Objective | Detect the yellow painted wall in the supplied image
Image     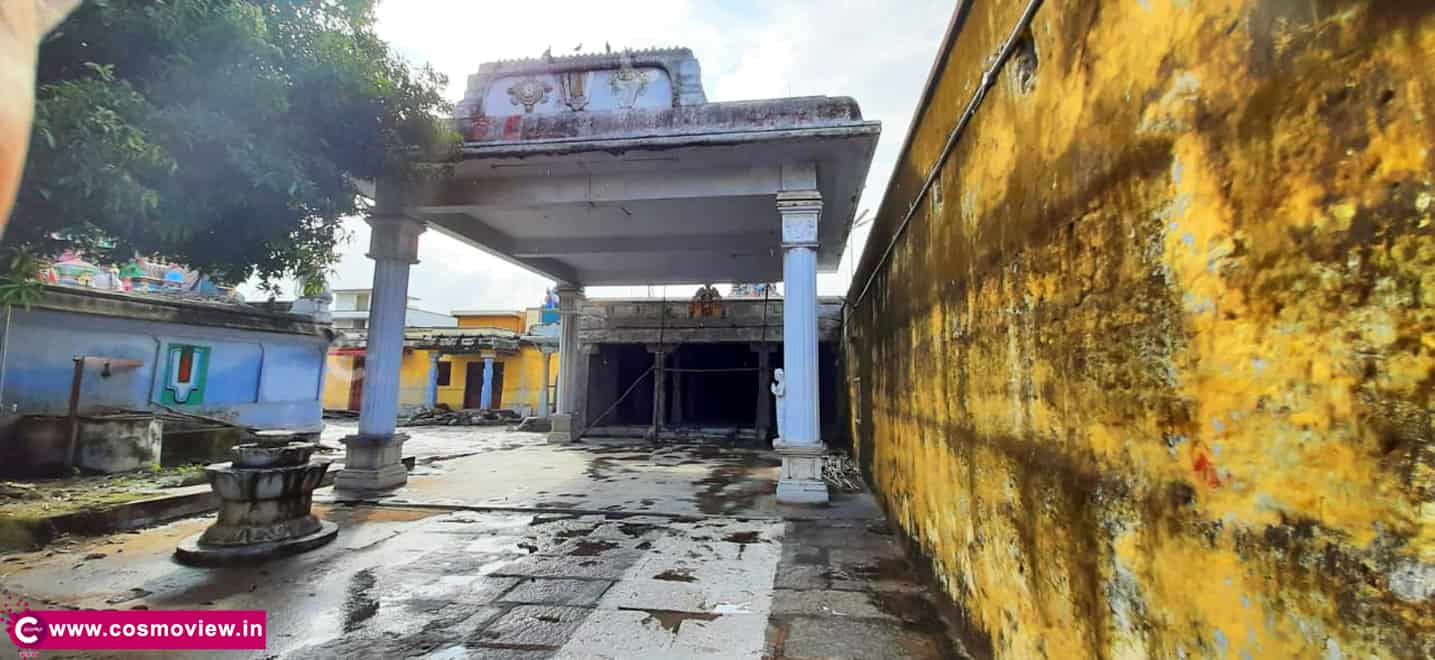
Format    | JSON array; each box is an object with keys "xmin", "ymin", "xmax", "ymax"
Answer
[
  {"xmin": 322, "ymin": 349, "xmax": 439, "ymax": 410},
  {"xmin": 455, "ymin": 314, "xmax": 524, "ymax": 332},
  {"xmin": 845, "ymin": 2, "xmax": 1433, "ymax": 658},
  {"xmin": 321, "ymin": 354, "xmax": 356, "ymax": 410},
  {"xmin": 398, "ymin": 349, "xmax": 434, "ymax": 406},
  {"xmin": 436, "ymin": 347, "xmax": 558, "ymax": 414}
]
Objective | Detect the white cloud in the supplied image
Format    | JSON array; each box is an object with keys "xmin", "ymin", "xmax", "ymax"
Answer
[{"xmin": 244, "ymin": 0, "xmax": 952, "ymax": 309}]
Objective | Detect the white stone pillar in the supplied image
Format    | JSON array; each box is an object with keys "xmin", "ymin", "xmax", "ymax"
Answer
[
  {"xmin": 775, "ymin": 190, "xmax": 828, "ymax": 504},
  {"xmin": 338, "ymin": 214, "xmax": 425, "ymax": 494},
  {"xmin": 479, "ymin": 355, "xmax": 496, "ymax": 409},
  {"xmin": 424, "ymin": 351, "xmax": 441, "ymax": 409},
  {"xmin": 538, "ymin": 347, "xmax": 554, "ymax": 416},
  {"xmin": 549, "ymin": 285, "xmax": 584, "ymax": 443}
]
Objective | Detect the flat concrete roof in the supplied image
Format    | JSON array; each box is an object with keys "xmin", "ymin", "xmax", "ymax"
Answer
[{"xmin": 408, "ymin": 86, "xmax": 878, "ymax": 286}]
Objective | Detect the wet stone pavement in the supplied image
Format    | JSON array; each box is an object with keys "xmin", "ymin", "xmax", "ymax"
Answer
[{"xmin": 1, "ymin": 427, "xmax": 969, "ymax": 659}]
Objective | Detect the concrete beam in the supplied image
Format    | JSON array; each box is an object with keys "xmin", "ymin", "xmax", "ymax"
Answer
[
  {"xmin": 511, "ymin": 232, "xmax": 778, "ymax": 258},
  {"xmin": 424, "ymin": 165, "xmax": 783, "ymax": 209}
]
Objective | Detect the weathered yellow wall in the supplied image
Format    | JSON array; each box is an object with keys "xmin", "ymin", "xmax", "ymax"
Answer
[
  {"xmin": 845, "ymin": 2, "xmax": 1433, "ymax": 658},
  {"xmin": 456, "ymin": 314, "xmax": 524, "ymax": 332},
  {"xmin": 436, "ymin": 348, "xmax": 556, "ymax": 413},
  {"xmin": 321, "ymin": 354, "xmax": 355, "ymax": 410},
  {"xmin": 321, "ymin": 349, "xmax": 435, "ymax": 410},
  {"xmin": 398, "ymin": 349, "xmax": 433, "ymax": 406}
]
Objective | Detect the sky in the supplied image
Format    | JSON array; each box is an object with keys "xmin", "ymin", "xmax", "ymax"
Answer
[{"xmin": 241, "ymin": 0, "xmax": 953, "ymax": 314}]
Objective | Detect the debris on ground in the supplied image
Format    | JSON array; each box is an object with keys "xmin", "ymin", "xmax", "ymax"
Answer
[
  {"xmin": 398, "ymin": 407, "xmax": 520, "ymax": 427},
  {"xmin": 322, "ymin": 409, "xmax": 359, "ymax": 420},
  {"xmin": 823, "ymin": 451, "xmax": 865, "ymax": 493}
]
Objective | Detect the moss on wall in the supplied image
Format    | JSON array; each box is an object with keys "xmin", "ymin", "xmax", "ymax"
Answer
[{"xmin": 845, "ymin": 1, "xmax": 1433, "ymax": 657}]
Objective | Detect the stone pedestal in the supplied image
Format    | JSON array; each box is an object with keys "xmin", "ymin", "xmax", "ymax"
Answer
[
  {"xmin": 547, "ymin": 413, "xmax": 573, "ymax": 444},
  {"xmin": 335, "ymin": 433, "xmax": 409, "ymax": 493},
  {"xmin": 176, "ymin": 441, "xmax": 337, "ymax": 565},
  {"xmin": 773, "ymin": 440, "xmax": 828, "ymax": 504}
]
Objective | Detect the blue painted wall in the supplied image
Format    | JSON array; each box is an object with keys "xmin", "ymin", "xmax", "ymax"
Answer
[{"xmin": 0, "ymin": 307, "xmax": 327, "ymax": 432}]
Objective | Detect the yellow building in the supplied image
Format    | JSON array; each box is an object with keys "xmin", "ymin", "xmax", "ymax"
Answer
[{"xmin": 323, "ymin": 308, "xmax": 559, "ymax": 416}]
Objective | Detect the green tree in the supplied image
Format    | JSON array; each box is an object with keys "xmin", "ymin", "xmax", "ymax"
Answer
[{"xmin": 7, "ymin": 0, "xmax": 455, "ymax": 290}]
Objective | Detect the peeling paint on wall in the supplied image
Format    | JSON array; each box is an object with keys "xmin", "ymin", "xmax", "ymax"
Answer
[{"xmin": 845, "ymin": 1, "xmax": 1434, "ymax": 657}]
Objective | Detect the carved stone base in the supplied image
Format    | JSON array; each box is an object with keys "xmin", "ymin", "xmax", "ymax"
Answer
[
  {"xmin": 176, "ymin": 521, "xmax": 337, "ymax": 566},
  {"xmin": 774, "ymin": 439, "xmax": 829, "ymax": 504},
  {"xmin": 335, "ymin": 433, "xmax": 408, "ymax": 494},
  {"xmin": 547, "ymin": 413, "xmax": 574, "ymax": 444}
]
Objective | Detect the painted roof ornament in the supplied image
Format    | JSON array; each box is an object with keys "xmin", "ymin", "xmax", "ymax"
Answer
[
  {"xmin": 457, "ymin": 46, "xmax": 706, "ymax": 122},
  {"xmin": 557, "ymin": 70, "xmax": 591, "ymax": 111},
  {"xmin": 608, "ymin": 51, "xmax": 650, "ymax": 109},
  {"xmin": 507, "ymin": 76, "xmax": 553, "ymax": 113}
]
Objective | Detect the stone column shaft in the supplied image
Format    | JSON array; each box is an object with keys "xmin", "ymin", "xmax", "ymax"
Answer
[
  {"xmin": 538, "ymin": 349, "xmax": 554, "ymax": 416},
  {"xmin": 650, "ymin": 347, "xmax": 667, "ymax": 438},
  {"xmin": 479, "ymin": 355, "xmax": 496, "ymax": 409},
  {"xmin": 753, "ymin": 343, "xmax": 773, "ymax": 439},
  {"xmin": 550, "ymin": 286, "xmax": 584, "ymax": 443},
  {"xmin": 339, "ymin": 213, "xmax": 424, "ymax": 494},
  {"xmin": 357, "ymin": 257, "xmax": 410, "ymax": 436},
  {"xmin": 670, "ymin": 349, "xmax": 684, "ymax": 426},
  {"xmin": 775, "ymin": 190, "xmax": 829, "ymax": 504},
  {"xmin": 425, "ymin": 352, "xmax": 441, "ymax": 409}
]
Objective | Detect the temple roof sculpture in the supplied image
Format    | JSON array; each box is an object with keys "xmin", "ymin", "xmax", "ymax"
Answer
[
  {"xmin": 451, "ymin": 47, "xmax": 867, "ymax": 148},
  {"xmin": 457, "ymin": 47, "xmax": 706, "ymax": 119}
]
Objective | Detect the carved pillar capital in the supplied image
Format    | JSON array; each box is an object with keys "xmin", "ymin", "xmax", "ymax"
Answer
[{"xmin": 366, "ymin": 215, "xmax": 426, "ymax": 264}]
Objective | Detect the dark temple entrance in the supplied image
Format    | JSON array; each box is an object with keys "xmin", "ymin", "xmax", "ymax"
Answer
[
  {"xmin": 671, "ymin": 343, "xmax": 765, "ymax": 427},
  {"xmin": 584, "ymin": 343, "xmax": 785, "ymax": 440}
]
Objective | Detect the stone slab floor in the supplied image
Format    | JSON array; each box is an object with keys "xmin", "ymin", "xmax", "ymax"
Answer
[{"xmin": 0, "ymin": 427, "xmax": 970, "ymax": 659}]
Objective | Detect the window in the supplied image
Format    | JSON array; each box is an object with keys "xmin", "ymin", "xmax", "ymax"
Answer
[
  {"xmin": 436, "ymin": 361, "xmax": 452, "ymax": 386},
  {"xmin": 355, "ymin": 292, "xmax": 371, "ymax": 311}
]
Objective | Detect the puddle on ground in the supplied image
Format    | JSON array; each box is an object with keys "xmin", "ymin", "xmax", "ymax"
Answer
[
  {"xmin": 618, "ymin": 523, "xmax": 657, "ymax": 537},
  {"xmin": 327, "ymin": 505, "xmax": 439, "ymax": 525},
  {"xmin": 465, "ymin": 536, "xmax": 528, "ymax": 554},
  {"xmin": 722, "ymin": 531, "xmax": 764, "ymax": 544},
  {"xmin": 568, "ymin": 540, "xmax": 618, "ymax": 556},
  {"xmin": 341, "ymin": 568, "xmax": 379, "ymax": 632},
  {"xmin": 652, "ymin": 569, "xmax": 697, "ymax": 583},
  {"xmin": 833, "ymin": 557, "xmax": 914, "ymax": 581},
  {"xmin": 870, "ymin": 591, "xmax": 944, "ymax": 632},
  {"xmin": 627, "ymin": 608, "xmax": 719, "ymax": 634}
]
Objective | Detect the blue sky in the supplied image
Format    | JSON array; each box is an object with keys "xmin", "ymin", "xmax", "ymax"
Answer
[{"xmin": 243, "ymin": 0, "xmax": 953, "ymax": 313}]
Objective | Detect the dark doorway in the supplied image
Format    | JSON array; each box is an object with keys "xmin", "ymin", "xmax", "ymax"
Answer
[
  {"xmin": 675, "ymin": 343, "xmax": 762, "ymax": 427},
  {"xmin": 464, "ymin": 360, "xmax": 505, "ymax": 409},
  {"xmin": 586, "ymin": 343, "xmax": 769, "ymax": 429},
  {"xmin": 348, "ymin": 357, "xmax": 365, "ymax": 411},
  {"xmin": 464, "ymin": 361, "xmax": 484, "ymax": 409}
]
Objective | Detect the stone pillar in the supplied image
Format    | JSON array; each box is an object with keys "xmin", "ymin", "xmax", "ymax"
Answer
[
  {"xmin": 338, "ymin": 213, "xmax": 424, "ymax": 494},
  {"xmin": 775, "ymin": 189, "xmax": 828, "ymax": 504},
  {"xmin": 646, "ymin": 344, "xmax": 668, "ymax": 440},
  {"xmin": 479, "ymin": 354, "xmax": 496, "ymax": 409},
  {"xmin": 538, "ymin": 347, "xmax": 554, "ymax": 416},
  {"xmin": 752, "ymin": 342, "xmax": 775, "ymax": 440},
  {"xmin": 549, "ymin": 285, "xmax": 584, "ymax": 443},
  {"xmin": 425, "ymin": 352, "xmax": 441, "ymax": 409},
  {"xmin": 669, "ymin": 348, "xmax": 684, "ymax": 426}
]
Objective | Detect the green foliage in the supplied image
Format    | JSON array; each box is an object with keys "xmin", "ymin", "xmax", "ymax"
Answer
[
  {"xmin": 8, "ymin": 0, "xmax": 458, "ymax": 289},
  {"xmin": 0, "ymin": 249, "xmax": 46, "ymax": 308}
]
